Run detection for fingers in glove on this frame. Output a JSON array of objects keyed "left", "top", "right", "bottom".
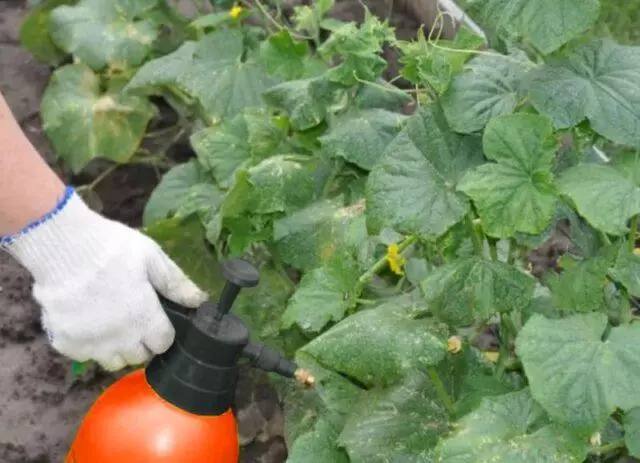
[
  {"left": 122, "top": 342, "right": 152, "bottom": 366},
  {"left": 95, "top": 352, "right": 127, "bottom": 372},
  {"left": 145, "top": 241, "right": 208, "bottom": 308},
  {"left": 141, "top": 293, "right": 176, "bottom": 354}
]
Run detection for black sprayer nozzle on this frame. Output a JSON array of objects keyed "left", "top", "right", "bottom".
[{"left": 217, "top": 259, "right": 260, "bottom": 316}]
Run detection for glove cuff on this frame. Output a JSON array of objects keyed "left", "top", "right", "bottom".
[{"left": 1, "top": 187, "right": 114, "bottom": 284}]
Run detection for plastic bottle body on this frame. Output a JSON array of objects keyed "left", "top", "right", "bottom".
[{"left": 66, "top": 369, "right": 239, "bottom": 463}]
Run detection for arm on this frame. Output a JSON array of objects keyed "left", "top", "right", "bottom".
[
  {"left": 0, "top": 92, "right": 65, "bottom": 235},
  {"left": 0, "top": 92, "right": 207, "bottom": 371}
]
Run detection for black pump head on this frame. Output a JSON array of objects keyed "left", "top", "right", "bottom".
[{"left": 145, "top": 259, "right": 313, "bottom": 416}]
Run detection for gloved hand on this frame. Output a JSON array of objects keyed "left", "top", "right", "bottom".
[{"left": 0, "top": 186, "right": 208, "bottom": 371}]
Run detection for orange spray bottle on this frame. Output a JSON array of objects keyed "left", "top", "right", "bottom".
[{"left": 65, "top": 259, "right": 314, "bottom": 462}]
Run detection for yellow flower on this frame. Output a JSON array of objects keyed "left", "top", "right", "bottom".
[
  {"left": 386, "top": 243, "right": 405, "bottom": 276},
  {"left": 634, "top": 247, "right": 640, "bottom": 256},
  {"left": 229, "top": 5, "right": 243, "bottom": 18},
  {"left": 482, "top": 351, "right": 499, "bottom": 363},
  {"left": 447, "top": 336, "right": 462, "bottom": 354}
]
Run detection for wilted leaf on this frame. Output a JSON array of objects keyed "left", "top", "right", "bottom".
[
  {"left": 19, "top": 0, "right": 76, "bottom": 65},
  {"left": 41, "top": 64, "right": 154, "bottom": 173}
]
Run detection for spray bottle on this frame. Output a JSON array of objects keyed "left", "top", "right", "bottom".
[{"left": 65, "top": 259, "right": 314, "bottom": 462}]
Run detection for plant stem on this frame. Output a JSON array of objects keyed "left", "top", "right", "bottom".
[
  {"left": 354, "top": 235, "right": 417, "bottom": 295},
  {"left": 588, "top": 439, "right": 625, "bottom": 456},
  {"left": 465, "top": 215, "right": 483, "bottom": 255},
  {"left": 76, "top": 164, "right": 118, "bottom": 194},
  {"left": 426, "top": 366, "right": 455, "bottom": 416},
  {"left": 507, "top": 238, "right": 517, "bottom": 264},
  {"left": 488, "top": 239, "right": 498, "bottom": 261},
  {"left": 630, "top": 214, "right": 639, "bottom": 252}
]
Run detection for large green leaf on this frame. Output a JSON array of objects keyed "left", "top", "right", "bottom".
[
  {"left": 143, "top": 216, "right": 224, "bottom": 297},
  {"left": 143, "top": 159, "right": 213, "bottom": 226},
  {"left": 190, "top": 109, "right": 288, "bottom": 188},
  {"left": 319, "top": 109, "right": 408, "bottom": 170},
  {"left": 301, "top": 296, "right": 448, "bottom": 386},
  {"left": 126, "top": 29, "right": 277, "bottom": 121},
  {"left": 516, "top": 313, "right": 640, "bottom": 435},
  {"left": 273, "top": 199, "right": 367, "bottom": 272},
  {"left": 338, "top": 371, "right": 449, "bottom": 462},
  {"left": 548, "top": 256, "right": 610, "bottom": 313},
  {"left": 41, "top": 64, "right": 154, "bottom": 173},
  {"left": 260, "top": 29, "right": 309, "bottom": 80},
  {"left": 624, "top": 407, "right": 640, "bottom": 458},
  {"left": 441, "top": 53, "right": 530, "bottom": 134},
  {"left": 458, "top": 114, "right": 557, "bottom": 238},
  {"left": 262, "top": 76, "right": 344, "bottom": 131},
  {"left": 287, "top": 418, "right": 349, "bottom": 463},
  {"left": 366, "top": 104, "right": 483, "bottom": 238},
  {"left": 558, "top": 164, "right": 640, "bottom": 236},
  {"left": 19, "top": 0, "right": 76, "bottom": 66},
  {"left": 281, "top": 257, "right": 360, "bottom": 333},
  {"left": 435, "top": 388, "right": 587, "bottom": 462},
  {"left": 420, "top": 256, "right": 535, "bottom": 326},
  {"left": 526, "top": 39, "right": 640, "bottom": 146},
  {"left": 469, "top": 0, "right": 599, "bottom": 54},
  {"left": 609, "top": 244, "right": 640, "bottom": 297},
  {"left": 50, "top": 0, "right": 160, "bottom": 70},
  {"left": 246, "top": 155, "right": 317, "bottom": 214}
]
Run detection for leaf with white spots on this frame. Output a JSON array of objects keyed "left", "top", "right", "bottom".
[
  {"left": 435, "top": 388, "right": 587, "bottom": 462},
  {"left": 126, "top": 29, "right": 277, "bottom": 120},
  {"left": 281, "top": 256, "right": 360, "bottom": 333},
  {"left": 41, "top": 63, "right": 154, "bottom": 173},
  {"left": 273, "top": 198, "right": 367, "bottom": 272},
  {"left": 301, "top": 295, "right": 449, "bottom": 386},
  {"left": 516, "top": 312, "right": 640, "bottom": 435},
  {"left": 50, "top": 0, "right": 160, "bottom": 70},
  {"left": 366, "top": 104, "right": 484, "bottom": 239},
  {"left": 339, "top": 370, "right": 449, "bottom": 462},
  {"left": 420, "top": 256, "right": 535, "bottom": 326},
  {"left": 319, "top": 109, "right": 409, "bottom": 170}
]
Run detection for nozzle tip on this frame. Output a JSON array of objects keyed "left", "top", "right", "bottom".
[{"left": 294, "top": 369, "right": 315, "bottom": 388}]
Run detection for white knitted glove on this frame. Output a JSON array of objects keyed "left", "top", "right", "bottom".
[{"left": 0, "top": 187, "right": 208, "bottom": 371}]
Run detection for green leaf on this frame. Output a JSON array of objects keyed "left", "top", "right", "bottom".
[
  {"left": 260, "top": 29, "right": 309, "bottom": 79},
  {"left": 558, "top": 163, "right": 640, "bottom": 236},
  {"left": 262, "top": 76, "right": 344, "bottom": 131},
  {"left": 231, "top": 265, "right": 293, "bottom": 349},
  {"left": 435, "top": 388, "right": 587, "bottom": 462},
  {"left": 143, "top": 160, "right": 212, "bottom": 226},
  {"left": 516, "top": 312, "right": 640, "bottom": 435},
  {"left": 366, "top": 104, "right": 483, "bottom": 238},
  {"left": 190, "top": 109, "right": 287, "bottom": 188},
  {"left": 458, "top": 114, "right": 557, "bottom": 238},
  {"left": 320, "top": 109, "right": 408, "bottom": 170},
  {"left": 71, "top": 360, "right": 91, "bottom": 377},
  {"left": 470, "top": 0, "right": 599, "bottom": 54},
  {"left": 317, "top": 11, "right": 395, "bottom": 86},
  {"left": 281, "top": 257, "right": 360, "bottom": 333},
  {"left": 174, "top": 183, "right": 224, "bottom": 220},
  {"left": 246, "top": 155, "right": 317, "bottom": 214},
  {"left": 301, "top": 297, "right": 448, "bottom": 386},
  {"left": 352, "top": 79, "right": 411, "bottom": 111},
  {"left": 143, "top": 216, "right": 224, "bottom": 297},
  {"left": 624, "top": 407, "right": 640, "bottom": 458},
  {"left": 287, "top": 418, "right": 349, "bottom": 463},
  {"left": 126, "top": 29, "right": 277, "bottom": 121},
  {"left": 339, "top": 371, "right": 450, "bottom": 462},
  {"left": 548, "top": 256, "right": 610, "bottom": 313},
  {"left": 526, "top": 39, "right": 640, "bottom": 146},
  {"left": 441, "top": 53, "right": 529, "bottom": 134},
  {"left": 19, "top": 0, "right": 76, "bottom": 66},
  {"left": 41, "top": 64, "right": 154, "bottom": 173},
  {"left": 609, "top": 246, "right": 640, "bottom": 297},
  {"left": 50, "top": 0, "right": 160, "bottom": 70},
  {"left": 421, "top": 256, "right": 535, "bottom": 326},
  {"left": 273, "top": 199, "right": 367, "bottom": 272}
]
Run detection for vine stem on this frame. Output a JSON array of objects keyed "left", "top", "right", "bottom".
[
  {"left": 426, "top": 366, "right": 455, "bottom": 416},
  {"left": 75, "top": 164, "right": 118, "bottom": 194},
  {"left": 354, "top": 235, "right": 417, "bottom": 295},
  {"left": 465, "top": 215, "right": 483, "bottom": 256},
  {"left": 588, "top": 439, "right": 625, "bottom": 456},
  {"left": 629, "top": 214, "right": 639, "bottom": 252}
]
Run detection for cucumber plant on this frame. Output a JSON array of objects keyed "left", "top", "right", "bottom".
[{"left": 20, "top": 0, "right": 640, "bottom": 460}]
